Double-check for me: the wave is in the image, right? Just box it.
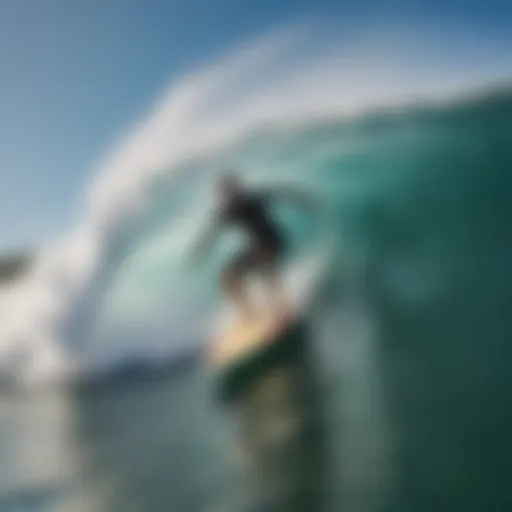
[0,20,510,386]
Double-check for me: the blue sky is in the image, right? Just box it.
[0,0,510,252]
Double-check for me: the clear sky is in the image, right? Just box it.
[0,0,510,252]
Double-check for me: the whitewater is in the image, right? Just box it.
[0,21,510,385]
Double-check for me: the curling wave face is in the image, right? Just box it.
[0,23,511,386]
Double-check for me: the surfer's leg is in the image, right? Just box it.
[258,245,288,319]
[265,266,288,318]
[221,251,256,321]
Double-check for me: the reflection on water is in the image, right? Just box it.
[319,292,394,512]
[0,372,236,512]
[217,322,327,511]
[0,389,90,512]
[0,300,392,512]
[70,372,237,512]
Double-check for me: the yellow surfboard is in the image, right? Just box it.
[208,250,329,371]
[208,311,295,369]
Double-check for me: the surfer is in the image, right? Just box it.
[191,172,318,322]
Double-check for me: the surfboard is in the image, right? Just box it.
[212,314,306,402]
[207,249,330,403]
[208,310,295,368]
[208,248,330,368]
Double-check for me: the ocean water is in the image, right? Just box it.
[1,89,512,511]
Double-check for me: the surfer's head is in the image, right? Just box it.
[217,172,242,201]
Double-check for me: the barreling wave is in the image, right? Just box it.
[0,20,510,387]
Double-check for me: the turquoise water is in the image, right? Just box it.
[1,90,512,511]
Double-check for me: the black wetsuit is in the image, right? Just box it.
[219,192,286,274]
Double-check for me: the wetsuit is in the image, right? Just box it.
[219,192,286,275]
